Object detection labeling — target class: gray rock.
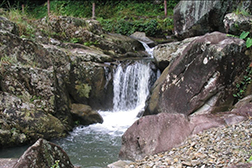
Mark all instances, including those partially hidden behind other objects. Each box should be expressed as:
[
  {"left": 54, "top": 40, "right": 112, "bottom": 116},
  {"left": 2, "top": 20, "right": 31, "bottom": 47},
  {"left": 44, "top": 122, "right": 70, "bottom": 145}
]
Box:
[
  {"left": 13, "top": 138, "right": 74, "bottom": 168},
  {"left": 71, "top": 103, "right": 103, "bottom": 125},
  {"left": 153, "top": 36, "right": 197, "bottom": 71},
  {"left": 173, "top": 0, "right": 234, "bottom": 39},
  {"left": 223, "top": 13, "right": 252, "bottom": 35},
  {"left": 0, "top": 16, "right": 19, "bottom": 35},
  {"left": 130, "top": 32, "right": 156, "bottom": 48}
]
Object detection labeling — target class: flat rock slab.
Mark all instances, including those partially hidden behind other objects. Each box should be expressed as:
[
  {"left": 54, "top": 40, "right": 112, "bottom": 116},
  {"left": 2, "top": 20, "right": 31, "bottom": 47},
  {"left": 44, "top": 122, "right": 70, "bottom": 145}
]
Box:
[{"left": 0, "top": 158, "right": 18, "bottom": 168}]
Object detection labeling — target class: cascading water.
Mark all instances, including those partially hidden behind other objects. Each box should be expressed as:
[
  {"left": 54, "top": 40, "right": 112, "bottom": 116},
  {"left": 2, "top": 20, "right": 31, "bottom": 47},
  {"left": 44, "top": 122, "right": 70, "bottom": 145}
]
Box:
[
  {"left": 0, "top": 42, "right": 158, "bottom": 168},
  {"left": 52, "top": 58, "right": 157, "bottom": 168},
  {"left": 113, "top": 60, "right": 151, "bottom": 112}
]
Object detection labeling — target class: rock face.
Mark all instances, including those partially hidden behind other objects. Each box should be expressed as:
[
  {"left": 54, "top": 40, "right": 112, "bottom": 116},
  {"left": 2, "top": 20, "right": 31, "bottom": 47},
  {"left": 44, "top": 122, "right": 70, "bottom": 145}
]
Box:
[
  {"left": 173, "top": 0, "right": 234, "bottom": 39},
  {"left": 145, "top": 32, "right": 248, "bottom": 116},
  {"left": 13, "top": 138, "right": 74, "bottom": 168},
  {"left": 0, "top": 15, "right": 147, "bottom": 147}
]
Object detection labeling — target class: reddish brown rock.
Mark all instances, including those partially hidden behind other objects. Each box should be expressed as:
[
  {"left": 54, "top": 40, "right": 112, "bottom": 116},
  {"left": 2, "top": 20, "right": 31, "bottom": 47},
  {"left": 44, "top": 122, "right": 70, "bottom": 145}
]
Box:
[
  {"left": 119, "top": 113, "right": 192, "bottom": 161},
  {"left": 120, "top": 95, "right": 252, "bottom": 161},
  {"left": 145, "top": 32, "right": 248, "bottom": 116}
]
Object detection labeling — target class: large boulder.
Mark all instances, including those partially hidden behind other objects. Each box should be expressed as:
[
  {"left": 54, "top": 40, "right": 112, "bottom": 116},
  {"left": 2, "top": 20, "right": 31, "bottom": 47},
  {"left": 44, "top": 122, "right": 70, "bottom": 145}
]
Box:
[
  {"left": 0, "top": 92, "right": 67, "bottom": 147},
  {"left": 120, "top": 96, "right": 252, "bottom": 161},
  {"left": 68, "top": 58, "right": 114, "bottom": 109},
  {"left": 119, "top": 113, "right": 192, "bottom": 161},
  {"left": 13, "top": 138, "right": 75, "bottom": 168},
  {"left": 0, "top": 158, "right": 18, "bottom": 168},
  {"left": 173, "top": 0, "right": 235, "bottom": 39},
  {"left": 70, "top": 103, "right": 103, "bottom": 125},
  {"left": 130, "top": 32, "right": 156, "bottom": 47},
  {"left": 36, "top": 16, "right": 145, "bottom": 58},
  {"left": 145, "top": 32, "right": 249, "bottom": 116}
]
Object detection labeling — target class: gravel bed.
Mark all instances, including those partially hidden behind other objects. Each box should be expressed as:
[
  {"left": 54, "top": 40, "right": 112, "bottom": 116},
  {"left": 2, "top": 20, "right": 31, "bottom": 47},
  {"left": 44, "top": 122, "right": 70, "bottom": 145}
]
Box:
[{"left": 127, "top": 119, "right": 252, "bottom": 168}]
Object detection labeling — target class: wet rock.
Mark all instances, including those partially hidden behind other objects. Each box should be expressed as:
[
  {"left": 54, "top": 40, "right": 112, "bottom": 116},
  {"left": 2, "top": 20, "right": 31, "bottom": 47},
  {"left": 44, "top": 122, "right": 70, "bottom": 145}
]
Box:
[
  {"left": 0, "top": 92, "right": 67, "bottom": 147},
  {"left": 120, "top": 111, "right": 252, "bottom": 162},
  {"left": 145, "top": 32, "right": 248, "bottom": 116},
  {"left": 173, "top": 0, "right": 235, "bottom": 39},
  {"left": 71, "top": 103, "right": 103, "bottom": 125},
  {"left": 13, "top": 138, "right": 74, "bottom": 168},
  {"left": 120, "top": 95, "right": 252, "bottom": 161}
]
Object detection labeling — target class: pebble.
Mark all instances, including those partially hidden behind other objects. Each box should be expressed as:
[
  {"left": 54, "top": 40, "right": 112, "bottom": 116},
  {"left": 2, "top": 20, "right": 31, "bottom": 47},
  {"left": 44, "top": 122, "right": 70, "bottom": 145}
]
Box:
[{"left": 126, "top": 119, "right": 252, "bottom": 168}]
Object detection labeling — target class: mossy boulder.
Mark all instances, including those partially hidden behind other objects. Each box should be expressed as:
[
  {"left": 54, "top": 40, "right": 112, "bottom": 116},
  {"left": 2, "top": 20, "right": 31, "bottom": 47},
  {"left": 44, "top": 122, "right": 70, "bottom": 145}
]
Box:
[{"left": 0, "top": 92, "right": 67, "bottom": 147}]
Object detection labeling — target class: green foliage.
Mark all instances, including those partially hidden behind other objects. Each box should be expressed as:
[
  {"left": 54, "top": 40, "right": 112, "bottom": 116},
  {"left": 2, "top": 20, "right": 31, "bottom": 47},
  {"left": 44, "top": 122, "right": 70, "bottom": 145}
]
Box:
[
  {"left": 50, "top": 160, "right": 60, "bottom": 168},
  {"left": 246, "top": 38, "right": 252, "bottom": 48},
  {"left": 70, "top": 37, "right": 82, "bottom": 44},
  {"left": 1, "top": 0, "right": 179, "bottom": 37},
  {"left": 99, "top": 18, "right": 164, "bottom": 36},
  {"left": 233, "top": 66, "right": 252, "bottom": 100},
  {"left": 227, "top": 31, "right": 252, "bottom": 48},
  {"left": 30, "top": 95, "right": 41, "bottom": 102},
  {"left": 3, "top": 8, "right": 36, "bottom": 38},
  {"left": 96, "top": 0, "right": 175, "bottom": 36},
  {"left": 84, "top": 41, "right": 99, "bottom": 46},
  {"left": 239, "top": 31, "right": 250, "bottom": 39},
  {"left": 234, "top": 5, "right": 251, "bottom": 16}
]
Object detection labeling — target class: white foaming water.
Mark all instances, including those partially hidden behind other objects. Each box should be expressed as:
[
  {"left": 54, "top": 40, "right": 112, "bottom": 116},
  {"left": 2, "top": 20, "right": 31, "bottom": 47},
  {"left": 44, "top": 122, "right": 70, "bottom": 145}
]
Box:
[
  {"left": 139, "top": 41, "right": 154, "bottom": 57},
  {"left": 113, "top": 61, "right": 151, "bottom": 112},
  {"left": 53, "top": 41, "right": 155, "bottom": 168},
  {"left": 85, "top": 59, "right": 152, "bottom": 137}
]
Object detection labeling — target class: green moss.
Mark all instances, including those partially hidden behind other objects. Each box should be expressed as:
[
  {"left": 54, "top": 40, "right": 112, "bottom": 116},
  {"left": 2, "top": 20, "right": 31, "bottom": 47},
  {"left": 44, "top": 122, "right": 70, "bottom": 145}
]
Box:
[{"left": 75, "top": 83, "right": 92, "bottom": 98}]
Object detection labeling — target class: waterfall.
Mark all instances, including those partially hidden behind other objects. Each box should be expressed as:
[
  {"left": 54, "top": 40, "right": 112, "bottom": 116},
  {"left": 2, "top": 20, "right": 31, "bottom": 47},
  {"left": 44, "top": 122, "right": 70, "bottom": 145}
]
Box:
[
  {"left": 113, "top": 60, "right": 151, "bottom": 112},
  {"left": 51, "top": 41, "right": 158, "bottom": 168},
  {"left": 139, "top": 41, "right": 154, "bottom": 58}
]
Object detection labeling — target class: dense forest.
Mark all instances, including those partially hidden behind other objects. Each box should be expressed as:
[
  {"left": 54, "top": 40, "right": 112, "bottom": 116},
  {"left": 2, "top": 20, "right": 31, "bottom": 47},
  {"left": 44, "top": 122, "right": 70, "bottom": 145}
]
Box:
[{"left": 0, "top": 0, "right": 180, "bottom": 37}]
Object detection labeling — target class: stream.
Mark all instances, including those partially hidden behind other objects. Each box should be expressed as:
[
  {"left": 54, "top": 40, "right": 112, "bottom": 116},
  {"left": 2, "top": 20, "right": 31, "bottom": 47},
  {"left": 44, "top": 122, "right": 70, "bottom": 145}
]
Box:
[
  {"left": 54, "top": 42, "right": 157, "bottom": 168},
  {"left": 0, "top": 42, "right": 158, "bottom": 168}
]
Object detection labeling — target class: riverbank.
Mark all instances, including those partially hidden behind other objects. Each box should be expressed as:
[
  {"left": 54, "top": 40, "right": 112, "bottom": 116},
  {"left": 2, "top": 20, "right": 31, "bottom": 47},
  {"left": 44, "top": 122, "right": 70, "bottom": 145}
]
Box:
[{"left": 121, "top": 119, "right": 252, "bottom": 168}]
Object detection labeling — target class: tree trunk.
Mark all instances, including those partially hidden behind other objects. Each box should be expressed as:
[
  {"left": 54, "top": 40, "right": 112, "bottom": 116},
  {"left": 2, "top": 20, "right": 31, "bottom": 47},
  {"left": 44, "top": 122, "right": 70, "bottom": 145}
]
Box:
[
  {"left": 47, "top": 0, "right": 50, "bottom": 17},
  {"left": 22, "top": 4, "right": 25, "bottom": 14},
  {"left": 164, "top": 0, "right": 167, "bottom": 17},
  {"left": 92, "top": 3, "right": 95, "bottom": 19}
]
